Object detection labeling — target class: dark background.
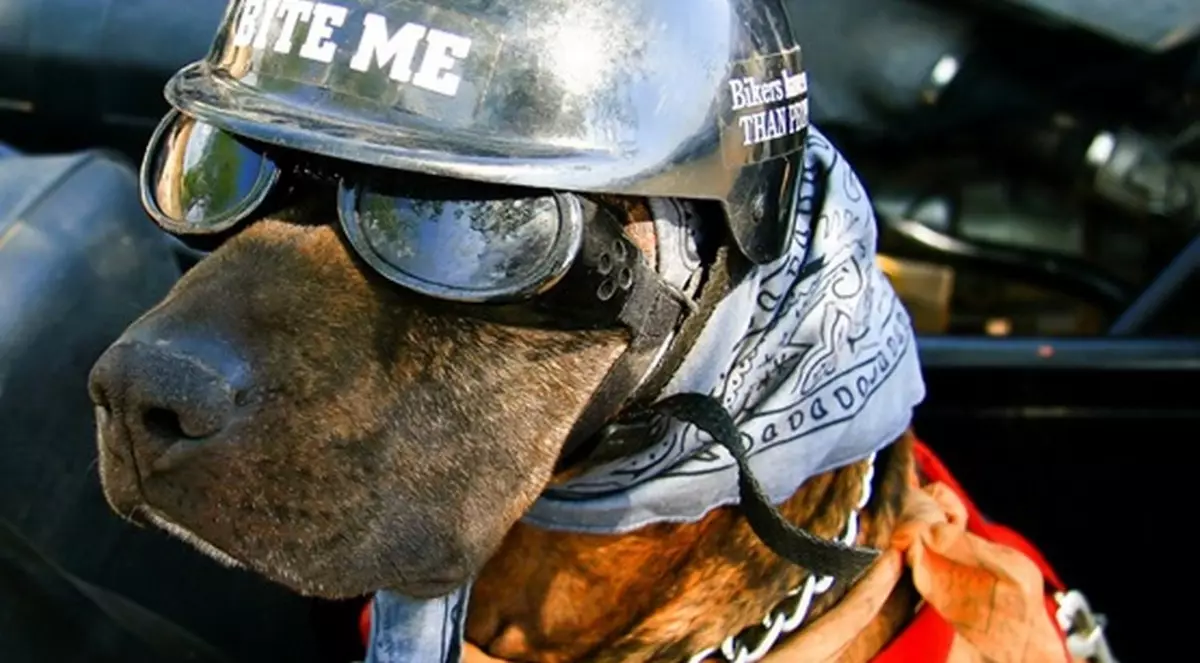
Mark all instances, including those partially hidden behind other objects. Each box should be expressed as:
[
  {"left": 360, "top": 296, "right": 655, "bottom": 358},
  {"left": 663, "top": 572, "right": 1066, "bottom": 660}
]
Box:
[{"left": 917, "top": 363, "right": 1193, "bottom": 659}]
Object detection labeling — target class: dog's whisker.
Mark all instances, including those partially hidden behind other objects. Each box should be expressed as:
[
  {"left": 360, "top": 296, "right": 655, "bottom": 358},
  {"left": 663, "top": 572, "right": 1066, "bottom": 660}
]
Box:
[{"left": 119, "top": 503, "right": 145, "bottom": 527}]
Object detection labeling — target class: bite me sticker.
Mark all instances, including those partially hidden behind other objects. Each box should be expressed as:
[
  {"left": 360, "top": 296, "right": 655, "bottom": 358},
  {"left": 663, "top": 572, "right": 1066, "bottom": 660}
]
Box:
[
  {"left": 228, "top": 0, "right": 490, "bottom": 99},
  {"left": 720, "top": 48, "right": 809, "bottom": 166},
  {"left": 218, "top": 0, "right": 505, "bottom": 123}
]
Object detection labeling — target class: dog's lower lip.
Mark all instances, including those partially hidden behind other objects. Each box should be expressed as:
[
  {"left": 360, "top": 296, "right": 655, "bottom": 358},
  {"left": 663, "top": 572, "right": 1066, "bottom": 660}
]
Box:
[{"left": 142, "top": 508, "right": 247, "bottom": 569}]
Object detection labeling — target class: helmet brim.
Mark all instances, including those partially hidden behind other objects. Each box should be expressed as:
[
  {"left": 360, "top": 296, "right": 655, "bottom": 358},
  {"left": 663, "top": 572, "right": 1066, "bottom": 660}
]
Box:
[{"left": 166, "top": 62, "right": 626, "bottom": 192}]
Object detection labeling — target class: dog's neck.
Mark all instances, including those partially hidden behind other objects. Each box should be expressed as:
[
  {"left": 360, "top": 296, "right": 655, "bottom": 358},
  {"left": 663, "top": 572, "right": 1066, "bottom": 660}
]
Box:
[{"left": 466, "top": 433, "right": 917, "bottom": 663}]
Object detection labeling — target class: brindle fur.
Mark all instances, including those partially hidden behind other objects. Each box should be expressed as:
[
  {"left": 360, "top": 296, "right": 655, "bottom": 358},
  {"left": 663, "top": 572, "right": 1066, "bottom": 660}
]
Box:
[
  {"left": 469, "top": 435, "right": 915, "bottom": 663},
  {"left": 89, "top": 193, "right": 917, "bottom": 661}
]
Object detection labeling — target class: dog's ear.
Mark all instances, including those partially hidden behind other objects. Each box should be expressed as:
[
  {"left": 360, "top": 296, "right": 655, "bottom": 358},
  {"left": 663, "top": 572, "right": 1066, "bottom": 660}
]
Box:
[{"left": 91, "top": 194, "right": 644, "bottom": 599}]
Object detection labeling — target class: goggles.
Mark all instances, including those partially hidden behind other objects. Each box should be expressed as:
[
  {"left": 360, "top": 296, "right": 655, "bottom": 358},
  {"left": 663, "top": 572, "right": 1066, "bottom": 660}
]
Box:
[{"left": 139, "top": 109, "right": 602, "bottom": 305}]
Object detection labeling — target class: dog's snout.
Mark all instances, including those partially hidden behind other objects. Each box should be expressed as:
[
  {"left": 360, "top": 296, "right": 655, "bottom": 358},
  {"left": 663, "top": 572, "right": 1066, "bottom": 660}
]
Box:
[{"left": 90, "top": 338, "right": 247, "bottom": 471}]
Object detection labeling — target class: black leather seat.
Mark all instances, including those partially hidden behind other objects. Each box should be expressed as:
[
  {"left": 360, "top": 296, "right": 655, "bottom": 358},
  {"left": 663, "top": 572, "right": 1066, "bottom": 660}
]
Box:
[
  {"left": 0, "top": 0, "right": 226, "bottom": 161},
  {"left": 0, "top": 147, "right": 327, "bottom": 663}
]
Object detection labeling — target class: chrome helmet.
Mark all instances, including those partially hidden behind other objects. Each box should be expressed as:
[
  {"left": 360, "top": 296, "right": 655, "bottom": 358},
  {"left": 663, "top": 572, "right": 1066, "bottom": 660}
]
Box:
[{"left": 149, "top": 0, "right": 810, "bottom": 266}]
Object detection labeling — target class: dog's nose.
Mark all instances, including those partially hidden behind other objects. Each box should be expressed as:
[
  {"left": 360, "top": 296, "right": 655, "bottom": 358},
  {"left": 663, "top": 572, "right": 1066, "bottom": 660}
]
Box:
[{"left": 89, "top": 338, "right": 247, "bottom": 470}]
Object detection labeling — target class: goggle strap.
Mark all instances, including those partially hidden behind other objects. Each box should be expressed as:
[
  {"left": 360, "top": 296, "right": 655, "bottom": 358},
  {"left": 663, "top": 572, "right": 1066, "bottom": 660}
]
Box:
[
  {"left": 556, "top": 246, "right": 746, "bottom": 469},
  {"left": 555, "top": 274, "right": 686, "bottom": 468}
]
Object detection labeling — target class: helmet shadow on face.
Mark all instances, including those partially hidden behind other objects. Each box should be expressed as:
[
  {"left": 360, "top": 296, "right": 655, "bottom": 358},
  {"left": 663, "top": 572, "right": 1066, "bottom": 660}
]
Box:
[{"left": 90, "top": 194, "right": 633, "bottom": 599}]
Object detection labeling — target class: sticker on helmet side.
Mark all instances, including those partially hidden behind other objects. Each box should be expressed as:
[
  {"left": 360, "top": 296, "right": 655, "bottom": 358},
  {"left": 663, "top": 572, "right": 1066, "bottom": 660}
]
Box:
[
  {"left": 720, "top": 48, "right": 809, "bottom": 166},
  {"left": 217, "top": 0, "right": 503, "bottom": 121}
]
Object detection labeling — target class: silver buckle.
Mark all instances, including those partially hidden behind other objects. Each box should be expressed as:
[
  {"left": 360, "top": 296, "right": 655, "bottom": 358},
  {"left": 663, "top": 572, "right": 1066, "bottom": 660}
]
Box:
[{"left": 1054, "top": 589, "right": 1119, "bottom": 663}]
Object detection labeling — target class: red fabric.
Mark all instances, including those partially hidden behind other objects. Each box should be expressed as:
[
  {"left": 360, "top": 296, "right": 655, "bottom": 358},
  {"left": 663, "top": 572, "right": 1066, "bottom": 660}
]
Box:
[
  {"left": 911, "top": 442, "right": 1066, "bottom": 591},
  {"left": 359, "top": 440, "right": 1074, "bottom": 661},
  {"left": 870, "top": 440, "right": 1071, "bottom": 662},
  {"left": 871, "top": 604, "right": 956, "bottom": 663},
  {"left": 360, "top": 599, "right": 373, "bottom": 649}
]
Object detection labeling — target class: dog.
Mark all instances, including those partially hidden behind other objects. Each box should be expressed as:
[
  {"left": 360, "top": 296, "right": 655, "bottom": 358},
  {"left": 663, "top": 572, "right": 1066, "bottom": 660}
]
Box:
[{"left": 88, "top": 171, "right": 1080, "bottom": 662}]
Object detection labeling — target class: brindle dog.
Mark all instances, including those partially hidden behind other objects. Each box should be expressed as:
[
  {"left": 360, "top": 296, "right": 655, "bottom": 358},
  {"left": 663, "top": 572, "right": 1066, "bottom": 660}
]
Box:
[{"left": 89, "top": 191, "right": 918, "bottom": 663}]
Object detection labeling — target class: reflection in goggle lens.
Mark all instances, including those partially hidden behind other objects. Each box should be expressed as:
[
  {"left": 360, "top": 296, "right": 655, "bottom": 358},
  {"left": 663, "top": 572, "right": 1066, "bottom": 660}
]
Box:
[
  {"left": 142, "top": 111, "right": 277, "bottom": 233},
  {"left": 343, "top": 185, "right": 582, "bottom": 301}
]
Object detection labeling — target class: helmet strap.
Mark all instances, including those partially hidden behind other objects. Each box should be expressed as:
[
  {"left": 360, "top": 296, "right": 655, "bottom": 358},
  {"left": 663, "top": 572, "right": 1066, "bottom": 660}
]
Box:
[{"left": 554, "top": 244, "right": 746, "bottom": 469}]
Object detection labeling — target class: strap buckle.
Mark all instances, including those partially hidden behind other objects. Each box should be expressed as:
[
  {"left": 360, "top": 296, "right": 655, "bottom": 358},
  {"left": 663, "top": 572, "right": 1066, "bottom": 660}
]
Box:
[{"left": 1054, "top": 589, "right": 1119, "bottom": 663}]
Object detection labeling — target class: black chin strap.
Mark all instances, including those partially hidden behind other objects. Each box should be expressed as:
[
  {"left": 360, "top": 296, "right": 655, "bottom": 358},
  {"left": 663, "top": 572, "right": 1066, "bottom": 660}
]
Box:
[
  {"left": 621, "top": 393, "right": 881, "bottom": 581},
  {"left": 552, "top": 202, "right": 707, "bottom": 468}
]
